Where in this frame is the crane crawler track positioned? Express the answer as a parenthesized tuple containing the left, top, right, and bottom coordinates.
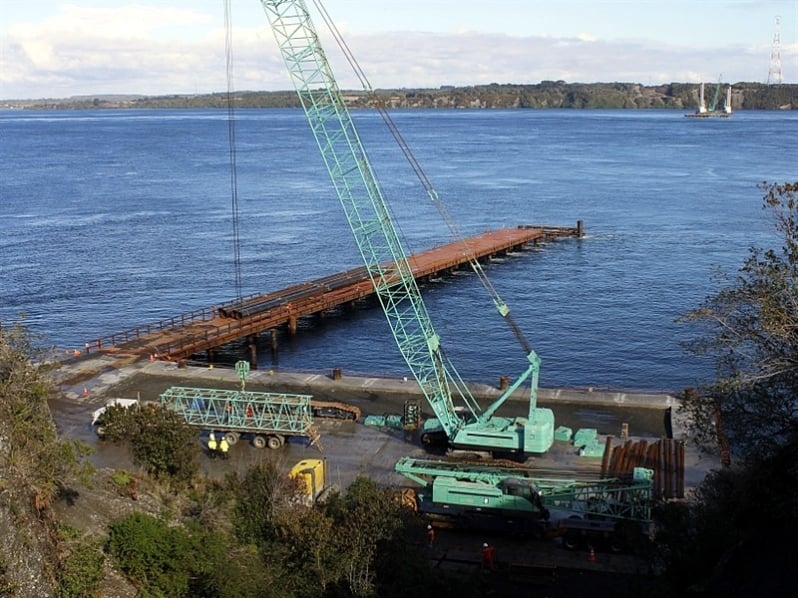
(310, 400, 361, 421)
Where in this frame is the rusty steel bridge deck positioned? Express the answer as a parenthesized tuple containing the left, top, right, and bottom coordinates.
(92, 224, 581, 362)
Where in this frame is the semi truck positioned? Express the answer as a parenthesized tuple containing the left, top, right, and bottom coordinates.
(159, 386, 319, 448)
(92, 386, 360, 449)
(160, 386, 361, 449)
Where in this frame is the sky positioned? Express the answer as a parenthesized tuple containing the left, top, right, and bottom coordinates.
(1, 0, 796, 99)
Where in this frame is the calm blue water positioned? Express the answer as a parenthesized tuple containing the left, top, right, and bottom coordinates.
(1, 108, 796, 392)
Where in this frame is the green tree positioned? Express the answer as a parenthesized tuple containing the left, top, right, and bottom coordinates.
(225, 462, 475, 598)
(230, 462, 343, 597)
(272, 507, 343, 597)
(680, 182, 798, 460)
(654, 431, 798, 595)
(658, 183, 798, 595)
(95, 402, 138, 442)
(0, 320, 94, 508)
(320, 477, 404, 597)
(230, 461, 303, 545)
(130, 404, 198, 486)
(101, 402, 198, 486)
(189, 543, 279, 598)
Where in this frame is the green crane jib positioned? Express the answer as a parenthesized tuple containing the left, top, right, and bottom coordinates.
(395, 456, 653, 526)
(260, 0, 554, 454)
(160, 386, 318, 448)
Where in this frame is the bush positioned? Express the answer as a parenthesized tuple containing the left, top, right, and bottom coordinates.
(107, 511, 273, 597)
(107, 512, 202, 596)
(57, 541, 104, 598)
(102, 404, 198, 487)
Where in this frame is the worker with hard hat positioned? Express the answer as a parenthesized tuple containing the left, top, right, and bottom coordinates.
(207, 432, 218, 458)
(426, 524, 435, 548)
(481, 542, 495, 571)
(219, 435, 230, 459)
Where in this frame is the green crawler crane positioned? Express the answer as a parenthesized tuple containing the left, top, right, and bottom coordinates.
(260, 0, 554, 455)
(395, 456, 654, 547)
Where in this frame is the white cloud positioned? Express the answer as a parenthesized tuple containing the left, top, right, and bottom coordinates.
(13, 4, 214, 41)
(1, 4, 247, 97)
(333, 32, 768, 88)
(0, 4, 783, 99)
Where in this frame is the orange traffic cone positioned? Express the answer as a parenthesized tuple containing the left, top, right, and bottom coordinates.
(587, 546, 597, 562)
(82, 387, 89, 398)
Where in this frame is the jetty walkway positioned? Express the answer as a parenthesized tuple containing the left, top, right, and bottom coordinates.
(89, 224, 582, 364)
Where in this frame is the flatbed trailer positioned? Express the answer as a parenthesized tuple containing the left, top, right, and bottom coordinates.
(94, 386, 360, 449)
(160, 386, 326, 449)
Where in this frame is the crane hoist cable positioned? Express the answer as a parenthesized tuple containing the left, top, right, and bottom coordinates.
(225, 0, 243, 301)
(310, 0, 533, 357)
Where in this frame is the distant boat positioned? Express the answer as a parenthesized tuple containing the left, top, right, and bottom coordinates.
(685, 82, 732, 118)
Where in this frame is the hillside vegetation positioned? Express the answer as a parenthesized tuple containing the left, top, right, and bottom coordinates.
(5, 81, 796, 111)
(0, 322, 93, 597)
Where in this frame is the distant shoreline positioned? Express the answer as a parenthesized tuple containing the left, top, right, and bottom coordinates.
(3, 81, 796, 111)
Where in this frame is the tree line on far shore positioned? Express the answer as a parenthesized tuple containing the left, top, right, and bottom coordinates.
(6, 81, 797, 111)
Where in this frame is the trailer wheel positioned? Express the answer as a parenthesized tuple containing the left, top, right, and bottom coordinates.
(610, 520, 640, 553)
(562, 515, 583, 551)
(267, 435, 283, 450)
(224, 432, 240, 446)
(609, 534, 626, 553)
(252, 435, 267, 449)
(562, 530, 581, 551)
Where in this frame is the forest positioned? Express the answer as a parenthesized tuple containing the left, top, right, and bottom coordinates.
(5, 81, 796, 111)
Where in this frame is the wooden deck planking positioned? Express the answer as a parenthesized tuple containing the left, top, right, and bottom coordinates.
(95, 225, 580, 361)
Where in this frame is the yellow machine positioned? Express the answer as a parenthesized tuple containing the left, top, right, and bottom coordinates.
(289, 459, 325, 506)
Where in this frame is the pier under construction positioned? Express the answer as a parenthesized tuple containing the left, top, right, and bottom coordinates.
(90, 223, 582, 365)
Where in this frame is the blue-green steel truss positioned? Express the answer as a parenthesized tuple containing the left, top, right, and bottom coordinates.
(261, 0, 462, 438)
(160, 386, 314, 436)
(395, 456, 652, 523)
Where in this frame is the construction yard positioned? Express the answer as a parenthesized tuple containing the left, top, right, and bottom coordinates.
(46, 353, 717, 597)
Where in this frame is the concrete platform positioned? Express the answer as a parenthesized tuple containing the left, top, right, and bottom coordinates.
(51, 356, 717, 495)
(46, 354, 720, 582)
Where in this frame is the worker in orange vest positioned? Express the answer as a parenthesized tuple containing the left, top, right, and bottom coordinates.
(481, 542, 495, 571)
(426, 524, 435, 548)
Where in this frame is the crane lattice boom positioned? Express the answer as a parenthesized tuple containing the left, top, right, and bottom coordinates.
(260, 0, 554, 453)
(261, 0, 462, 437)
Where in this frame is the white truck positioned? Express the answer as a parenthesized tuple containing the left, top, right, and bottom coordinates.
(90, 398, 141, 437)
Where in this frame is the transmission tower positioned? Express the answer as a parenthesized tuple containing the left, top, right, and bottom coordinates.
(767, 16, 782, 85)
